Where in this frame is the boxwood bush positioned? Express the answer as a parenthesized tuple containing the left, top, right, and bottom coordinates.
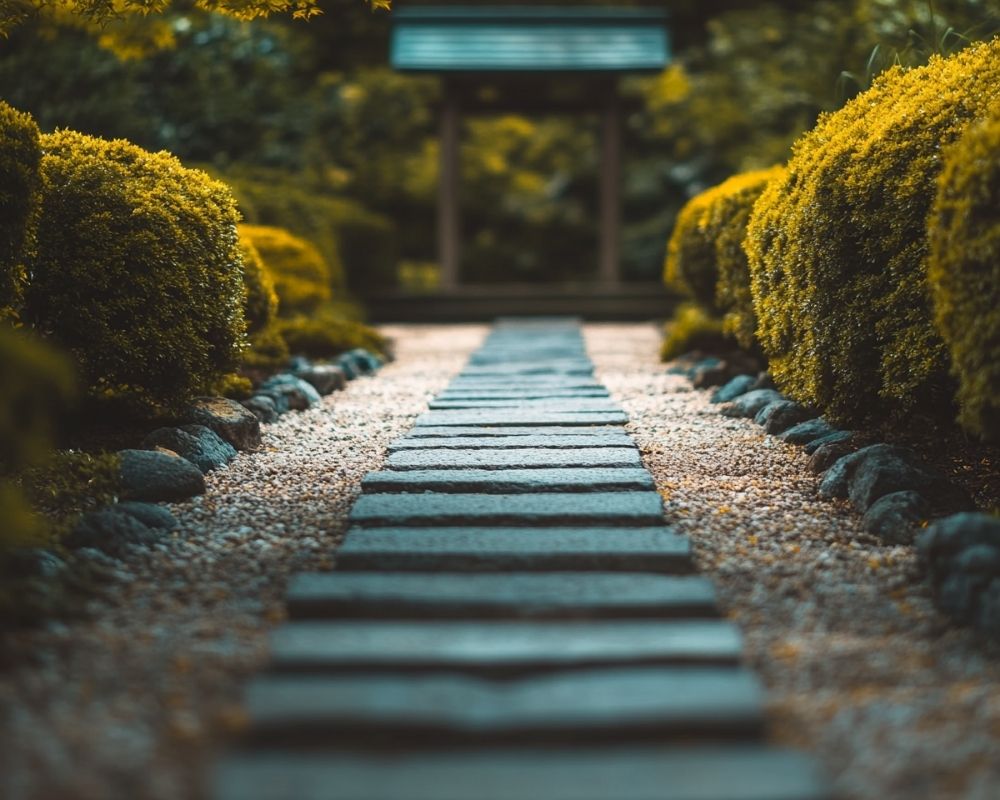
(928, 107, 1000, 440)
(663, 190, 718, 310)
(745, 39, 1000, 425)
(0, 101, 41, 321)
(25, 131, 246, 412)
(239, 224, 332, 317)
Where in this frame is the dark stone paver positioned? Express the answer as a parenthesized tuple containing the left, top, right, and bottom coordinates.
(429, 398, 621, 410)
(385, 447, 640, 470)
(362, 467, 653, 493)
(286, 571, 716, 619)
(241, 666, 764, 745)
(215, 747, 831, 800)
(437, 389, 609, 399)
(402, 425, 624, 437)
(336, 525, 690, 571)
(349, 491, 662, 526)
(388, 433, 633, 450)
(268, 619, 739, 673)
(415, 410, 627, 426)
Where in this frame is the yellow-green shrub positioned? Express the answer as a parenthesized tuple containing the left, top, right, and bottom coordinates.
(0, 101, 41, 321)
(237, 234, 289, 370)
(711, 166, 786, 347)
(745, 39, 1000, 425)
(0, 326, 75, 549)
(239, 224, 332, 316)
(277, 313, 389, 360)
(660, 303, 735, 361)
(928, 107, 1000, 440)
(24, 131, 246, 412)
(663, 191, 718, 309)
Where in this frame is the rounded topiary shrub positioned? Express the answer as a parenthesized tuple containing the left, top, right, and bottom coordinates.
(277, 313, 389, 360)
(660, 303, 734, 361)
(928, 107, 1000, 440)
(745, 39, 1000, 425)
(25, 131, 245, 411)
(0, 102, 41, 321)
(663, 190, 718, 309)
(710, 166, 785, 348)
(239, 224, 332, 316)
(237, 233, 288, 370)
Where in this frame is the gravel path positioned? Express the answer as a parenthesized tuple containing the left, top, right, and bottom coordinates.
(0, 324, 488, 800)
(3, 321, 999, 800)
(585, 322, 1000, 800)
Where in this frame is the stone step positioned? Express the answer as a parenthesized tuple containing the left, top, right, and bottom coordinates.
(286, 571, 716, 620)
(388, 434, 632, 450)
(384, 447, 640, 471)
(336, 526, 690, 571)
(459, 362, 594, 376)
(215, 746, 831, 800)
(239, 666, 764, 746)
(349, 492, 663, 527)
(415, 410, 627, 427)
(361, 468, 653, 494)
(446, 379, 604, 390)
(402, 425, 625, 438)
(268, 619, 737, 674)
(428, 399, 621, 410)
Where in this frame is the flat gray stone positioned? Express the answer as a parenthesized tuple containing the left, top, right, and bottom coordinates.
(286, 571, 715, 620)
(269, 619, 741, 673)
(460, 364, 594, 377)
(389, 434, 633, 450)
(362, 468, 653, 493)
(385, 447, 641, 470)
(415, 410, 628, 427)
(447, 379, 603, 390)
(349, 492, 663, 526)
(215, 746, 831, 800)
(429, 399, 620, 411)
(403, 426, 624, 437)
(336, 526, 690, 571)
(241, 666, 763, 745)
(437, 389, 609, 399)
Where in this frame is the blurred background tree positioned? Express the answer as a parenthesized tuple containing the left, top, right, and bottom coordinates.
(1, 0, 996, 288)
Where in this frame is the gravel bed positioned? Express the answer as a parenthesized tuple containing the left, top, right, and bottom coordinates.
(585, 322, 1000, 800)
(0, 324, 488, 800)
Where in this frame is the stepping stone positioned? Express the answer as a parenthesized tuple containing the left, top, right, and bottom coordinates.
(349, 492, 663, 526)
(389, 434, 632, 450)
(215, 746, 831, 800)
(403, 425, 625, 438)
(268, 619, 739, 673)
(429, 399, 621, 410)
(437, 389, 610, 400)
(240, 666, 764, 746)
(414, 410, 628, 427)
(385, 447, 640, 470)
(336, 526, 690, 571)
(362, 468, 653, 494)
(459, 366, 594, 377)
(285, 571, 716, 620)
(446, 379, 604, 389)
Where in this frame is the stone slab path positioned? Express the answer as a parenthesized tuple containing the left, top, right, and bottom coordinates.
(214, 318, 830, 800)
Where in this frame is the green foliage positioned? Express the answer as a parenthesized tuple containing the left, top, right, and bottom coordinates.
(239, 235, 278, 335)
(0, 101, 41, 321)
(277, 313, 388, 360)
(21, 451, 122, 525)
(663, 189, 718, 309)
(660, 303, 734, 362)
(745, 39, 1000, 425)
(0, 326, 76, 549)
(711, 167, 786, 348)
(25, 130, 246, 412)
(928, 107, 1000, 440)
(239, 223, 332, 316)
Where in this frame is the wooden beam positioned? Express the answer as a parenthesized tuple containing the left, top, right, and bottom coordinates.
(438, 89, 461, 290)
(599, 89, 622, 287)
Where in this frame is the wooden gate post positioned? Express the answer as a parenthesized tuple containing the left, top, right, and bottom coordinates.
(438, 87, 461, 290)
(599, 87, 622, 287)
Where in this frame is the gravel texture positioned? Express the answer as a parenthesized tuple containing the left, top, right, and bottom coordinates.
(585, 322, 1000, 800)
(0, 324, 488, 800)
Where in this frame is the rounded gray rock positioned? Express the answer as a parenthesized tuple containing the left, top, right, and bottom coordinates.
(242, 395, 280, 423)
(260, 374, 322, 410)
(142, 425, 237, 474)
(720, 389, 784, 419)
(186, 396, 262, 451)
(114, 501, 178, 531)
(710, 375, 756, 404)
(861, 490, 928, 544)
(65, 508, 161, 556)
(118, 449, 206, 502)
(296, 364, 347, 395)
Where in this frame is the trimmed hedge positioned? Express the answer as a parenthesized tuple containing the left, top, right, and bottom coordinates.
(25, 131, 246, 411)
(660, 303, 734, 361)
(239, 224, 332, 317)
(745, 39, 1000, 425)
(663, 190, 718, 309)
(277, 313, 389, 360)
(710, 166, 785, 348)
(928, 107, 1000, 440)
(0, 101, 41, 321)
